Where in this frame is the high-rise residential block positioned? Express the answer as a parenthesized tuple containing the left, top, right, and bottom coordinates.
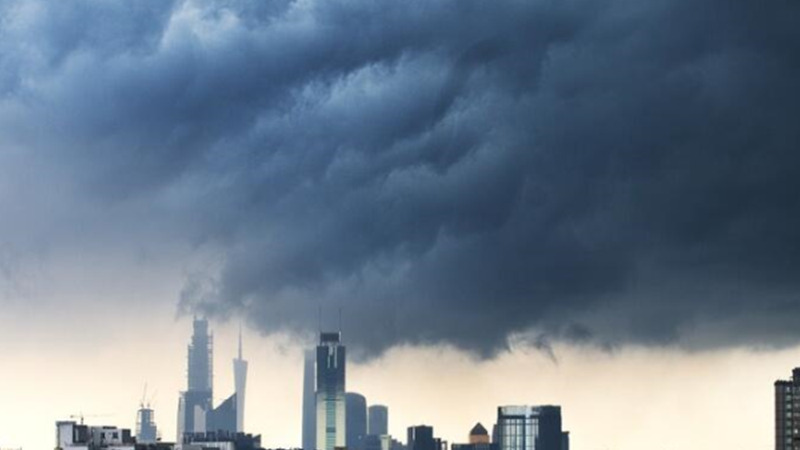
(775, 368, 800, 450)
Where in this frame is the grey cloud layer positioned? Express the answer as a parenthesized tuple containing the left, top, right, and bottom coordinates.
(2, 0, 799, 357)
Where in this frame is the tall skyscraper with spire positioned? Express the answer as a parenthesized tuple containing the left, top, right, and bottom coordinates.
(233, 325, 248, 432)
(177, 318, 214, 440)
(316, 331, 346, 450)
(302, 349, 317, 450)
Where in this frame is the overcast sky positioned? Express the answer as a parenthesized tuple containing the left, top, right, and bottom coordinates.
(1, 0, 799, 448)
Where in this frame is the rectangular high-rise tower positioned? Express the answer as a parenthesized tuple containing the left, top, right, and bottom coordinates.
(368, 405, 388, 436)
(496, 406, 563, 450)
(346, 392, 367, 450)
(408, 426, 436, 450)
(775, 368, 800, 450)
(316, 331, 346, 450)
(303, 349, 317, 450)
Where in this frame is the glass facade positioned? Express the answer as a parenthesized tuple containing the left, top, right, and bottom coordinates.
(316, 332, 346, 450)
(303, 349, 318, 450)
(347, 393, 368, 450)
(497, 406, 562, 450)
(408, 425, 436, 450)
(369, 405, 389, 436)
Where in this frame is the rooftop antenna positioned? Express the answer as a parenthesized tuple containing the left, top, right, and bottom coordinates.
(318, 304, 322, 335)
(338, 307, 342, 338)
(238, 322, 243, 360)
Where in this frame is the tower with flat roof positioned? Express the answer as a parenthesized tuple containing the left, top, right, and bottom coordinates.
(303, 349, 317, 450)
(347, 392, 367, 450)
(368, 405, 388, 436)
(316, 331, 346, 450)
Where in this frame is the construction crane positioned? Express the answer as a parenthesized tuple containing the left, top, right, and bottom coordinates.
(69, 412, 111, 425)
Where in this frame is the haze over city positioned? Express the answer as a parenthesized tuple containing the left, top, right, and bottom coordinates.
(0, 0, 799, 449)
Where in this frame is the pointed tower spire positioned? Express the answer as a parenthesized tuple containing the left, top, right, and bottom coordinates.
(233, 322, 248, 432)
(238, 322, 243, 360)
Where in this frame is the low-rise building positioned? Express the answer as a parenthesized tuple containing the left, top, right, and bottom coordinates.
(181, 431, 264, 450)
(57, 421, 136, 450)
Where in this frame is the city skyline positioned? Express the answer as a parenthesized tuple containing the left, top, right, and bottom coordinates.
(1, 0, 799, 449)
(0, 311, 796, 449)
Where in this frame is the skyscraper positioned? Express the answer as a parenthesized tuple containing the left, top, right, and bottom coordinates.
(775, 368, 800, 450)
(316, 331, 346, 450)
(178, 318, 214, 439)
(302, 349, 317, 450)
(136, 404, 158, 443)
(234, 326, 248, 432)
(496, 406, 563, 450)
(346, 392, 368, 450)
(408, 426, 436, 450)
(368, 405, 388, 436)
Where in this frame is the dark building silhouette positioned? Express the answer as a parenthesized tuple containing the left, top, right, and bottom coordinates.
(391, 438, 407, 450)
(136, 444, 174, 450)
(182, 430, 264, 450)
(453, 442, 497, 450)
(408, 426, 436, 450)
(560, 432, 569, 450)
(775, 368, 800, 450)
(316, 332, 346, 450)
(496, 406, 564, 450)
(346, 393, 368, 450)
(302, 349, 317, 450)
(368, 405, 388, 436)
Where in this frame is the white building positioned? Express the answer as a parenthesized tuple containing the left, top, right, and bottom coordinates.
(56, 420, 136, 450)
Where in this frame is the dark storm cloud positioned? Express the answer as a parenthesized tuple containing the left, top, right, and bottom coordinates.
(2, 0, 800, 358)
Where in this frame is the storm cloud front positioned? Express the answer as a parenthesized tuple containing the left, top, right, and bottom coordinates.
(1, 0, 799, 358)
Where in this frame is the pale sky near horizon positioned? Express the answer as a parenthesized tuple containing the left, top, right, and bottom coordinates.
(1, 1, 800, 449)
(0, 297, 795, 450)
